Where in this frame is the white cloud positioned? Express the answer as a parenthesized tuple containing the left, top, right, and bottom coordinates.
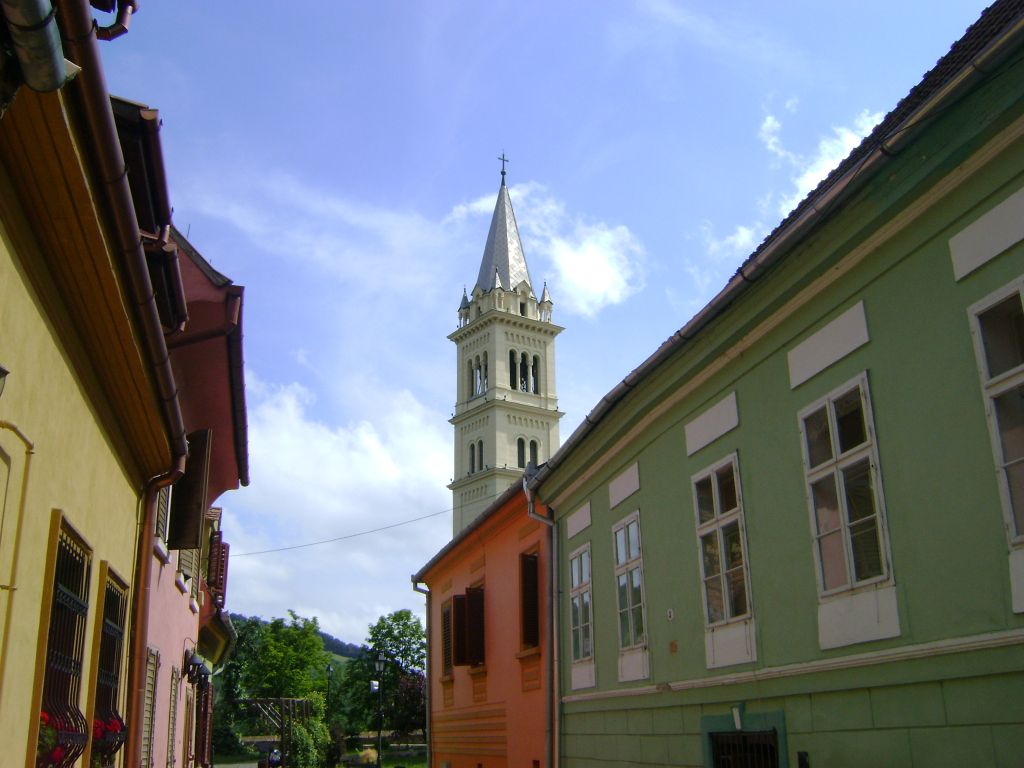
(223, 370, 452, 641)
(758, 114, 797, 165)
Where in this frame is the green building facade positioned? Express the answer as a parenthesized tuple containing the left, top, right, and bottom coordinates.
(532, 4, 1024, 766)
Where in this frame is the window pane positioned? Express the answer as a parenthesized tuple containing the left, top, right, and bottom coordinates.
(726, 568, 747, 617)
(571, 595, 580, 629)
(1006, 460, 1024, 536)
(701, 533, 721, 576)
(834, 388, 867, 453)
(804, 407, 833, 467)
(979, 294, 1024, 378)
(572, 627, 581, 660)
(843, 459, 876, 522)
(582, 623, 592, 657)
(811, 476, 841, 534)
(695, 476, 715, 523)
(581, 590, 591, 625)
(995, 385, 1024, 465)
(717, 464, 738, 513)
(632, 605, 645, 644)
(849, 519, 883, 581)
(629, 567, 643, 609)
(819, 530, 849, 591)
(581, 550, 591, 583)
(619, 609, 631, 647)
(705, 576, 725, 623)
(617, 572, 628, 609)
(571, 557, 580, 589)
(615, 528, 627, 565)
(722, 522, 743, 569)
(627, 521, 640, 560)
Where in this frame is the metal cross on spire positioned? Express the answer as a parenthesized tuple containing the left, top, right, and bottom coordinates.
(498, 152, 509, 184)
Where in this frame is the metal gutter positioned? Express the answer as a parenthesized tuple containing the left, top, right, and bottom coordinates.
(529, 2, 1024, 501)
(0, 0, 77, 92)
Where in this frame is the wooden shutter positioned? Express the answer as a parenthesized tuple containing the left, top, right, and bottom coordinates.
(452, 594, 468, 666)
(167, 430, 211, 550)
(441, 601, 453, 675)
(467, 586, 485, 666)
(141, 649, 160, 768)
(520, 553, 539, 648)
(207, 530, 229, 608)
(155, 485, 170, 541)
(195, 677, 213, 766)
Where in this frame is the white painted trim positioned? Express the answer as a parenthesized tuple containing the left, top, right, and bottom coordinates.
(705, 619, 757, 668)
(950, 184, 1024, 281)
(818, 583, 901, 649)
(562, 626, 1024, 703)
(1009, 548, 1024, 614)
(685, 392, 739, 456)
(608, 463, 640, 509)
(566, 502, 591, 539)
(617, 646, 649, 682)
(571, 659, 596, 690)
(788, 302, 869, 388)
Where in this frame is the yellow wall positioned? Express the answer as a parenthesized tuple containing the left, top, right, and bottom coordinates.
(0, 160, 141, 768)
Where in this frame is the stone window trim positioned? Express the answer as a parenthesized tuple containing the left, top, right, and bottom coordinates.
(798, 371, 894, 598)
(691, 452, 754, 627)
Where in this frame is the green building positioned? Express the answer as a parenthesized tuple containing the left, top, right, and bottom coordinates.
(530, 3, 1024, 766)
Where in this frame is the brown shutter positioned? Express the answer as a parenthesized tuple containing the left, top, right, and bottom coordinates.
(195, 677, 213, 766)
(467, 586, 485, 666)
(207, 531, 230, 608)
(441, 602, 453, 675)
(520, 553, 539, 648)
(168, 430, 212, 550)
(452, 594, 468, 666)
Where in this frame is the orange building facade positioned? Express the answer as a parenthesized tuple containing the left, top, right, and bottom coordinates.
(414, 484, 554, 768)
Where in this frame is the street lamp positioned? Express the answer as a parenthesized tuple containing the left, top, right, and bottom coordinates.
(374, 654, 385, 768)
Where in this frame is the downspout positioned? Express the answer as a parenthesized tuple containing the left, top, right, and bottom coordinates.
(411, 581, 431, 767)
(524, 473, 557, 768)
(54, 3, 188, 766)
(0, 421, 33, 703)
(0, 0, 78, 92)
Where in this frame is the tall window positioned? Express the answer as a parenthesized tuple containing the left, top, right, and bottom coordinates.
(509, 350, 518, 389)
(477, 440, 484, 470)
(140, 648, 160, 768)
(440, 600, 453, 677)
(469, 443, 476, 474)
(38, 525, 91, 768)
(612, 514, 646, 648)
(517, 438, 526, 469)
(92, 577, 128, 767)
(569, 545, 592, 661)
(452, 586, 485, 667)
(520, 352, 530, 391)
(520, 552, 540, 649)
(799, 375, 888, 593)
(693, 456, 751, 624)
(972, 283, 1024, 538)
(532, 355, 541, 394)
(529, 440, 539, 467)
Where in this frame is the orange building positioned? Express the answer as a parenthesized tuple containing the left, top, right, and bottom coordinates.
(414, 483, 554, 768)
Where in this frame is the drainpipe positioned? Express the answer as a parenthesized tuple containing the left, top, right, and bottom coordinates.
(94, 0, 135, 41)
(54, 2, 188, 765)
(524, 472, 557, 768)
(0, 421, 34, 703)
(0, 0, 78, 92)
(411, 581, 431, 767)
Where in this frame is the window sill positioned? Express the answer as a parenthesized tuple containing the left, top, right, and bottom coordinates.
(174, 571, 188, 594)
(516, 646, 541, 661)
(189, 597, 199, 615)
(439, 673, 453, 683)
(467, 664, 487, 677)
(817, 575, 892, 603)
(153, 538, 170, 565)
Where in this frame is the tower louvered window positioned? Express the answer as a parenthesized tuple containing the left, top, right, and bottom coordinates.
(38, 526, 91, 768)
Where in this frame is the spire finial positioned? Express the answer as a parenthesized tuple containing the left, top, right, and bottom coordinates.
(498, 152, 509, 185)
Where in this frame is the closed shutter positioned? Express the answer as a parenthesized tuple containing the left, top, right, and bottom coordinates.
(451, 595, 467, 666)
(441, 601, 453, 675)
(467, 586, 485, 666)
(141, 649, 160, 768)
(206, 531, 229, 608)
(168, 430, 211, 550)
(195, 677, 213, 766)
(155, 486, 170, 541)
(520, 553, 539, 648)
(167, 667, 179, 768)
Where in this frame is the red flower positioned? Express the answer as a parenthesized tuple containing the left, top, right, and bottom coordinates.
(50, 745, 64, 763)
(106, 717, 123, 734)
(93, 719, 105, 740)
(39, 711, 51, 727)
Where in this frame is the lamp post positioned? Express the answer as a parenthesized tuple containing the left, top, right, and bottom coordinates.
(374, 654, 385, 768)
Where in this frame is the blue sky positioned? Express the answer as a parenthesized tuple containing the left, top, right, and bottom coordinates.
(100, 1, 990, 643)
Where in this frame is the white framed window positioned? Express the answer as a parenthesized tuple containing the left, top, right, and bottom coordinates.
(611, 512, 646, 649)
(799, 373, 890, 595)
(568, 545, 592, 662)
(970, 278, 1024, 542)
(692, 454, 751, 625)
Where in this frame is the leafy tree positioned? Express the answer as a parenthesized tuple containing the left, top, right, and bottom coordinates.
(242, 611, 331, 699)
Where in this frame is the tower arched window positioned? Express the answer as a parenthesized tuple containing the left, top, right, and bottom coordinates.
(520, 352, 530, 392)
(473, 356, 482, 396)
(478, 440, 484, 470)
(530, 440, 539, 467)
(517, 438, 526, 469)
(467, 360, 474, 399)
(469, 442, 476, 474)
(482, 352, 489, 392)
(509, 350, 518, 389)
(532, 355, 541, 394)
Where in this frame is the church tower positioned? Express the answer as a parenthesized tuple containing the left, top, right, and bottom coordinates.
(448, 166, 563, 534)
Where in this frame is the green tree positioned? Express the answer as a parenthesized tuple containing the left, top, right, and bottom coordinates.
(242, 611, 331, 699)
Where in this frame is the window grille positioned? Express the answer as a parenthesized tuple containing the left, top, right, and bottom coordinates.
(38, 526, 91, 768)
(92, 579, 128, 767)
(710, 730, 779, 768)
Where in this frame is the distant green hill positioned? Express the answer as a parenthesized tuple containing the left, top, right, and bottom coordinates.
(229, 612, 363, 659)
